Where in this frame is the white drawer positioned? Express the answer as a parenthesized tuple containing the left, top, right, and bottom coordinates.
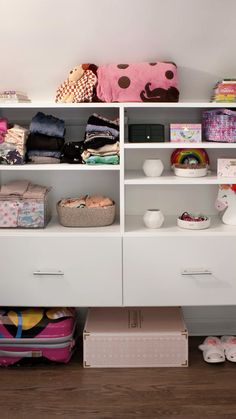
(0, 237, 122, 306)
(124, 237, 236, 306)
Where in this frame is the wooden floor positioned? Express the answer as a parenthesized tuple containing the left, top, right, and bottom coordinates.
(0, 337, 236, 419)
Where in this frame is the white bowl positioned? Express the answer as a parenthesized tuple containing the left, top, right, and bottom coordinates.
(177, 217, 211, 230)
(174, 166, 208, 177)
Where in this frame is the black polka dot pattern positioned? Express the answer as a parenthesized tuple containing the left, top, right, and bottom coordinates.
(117, 64, 129, 69)
(165, 70, 174, 79)
(118, 76, 131, 89)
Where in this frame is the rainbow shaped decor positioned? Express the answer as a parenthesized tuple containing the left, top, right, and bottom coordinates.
(171, 148, 210, 167)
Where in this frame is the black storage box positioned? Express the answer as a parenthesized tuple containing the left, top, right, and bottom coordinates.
(128, 124, 165, 143)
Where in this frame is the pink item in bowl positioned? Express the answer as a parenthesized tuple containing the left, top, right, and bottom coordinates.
(177, 212, 210, 230)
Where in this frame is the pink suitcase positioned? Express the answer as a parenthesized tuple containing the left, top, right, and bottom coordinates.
(0, 307, 77, 366)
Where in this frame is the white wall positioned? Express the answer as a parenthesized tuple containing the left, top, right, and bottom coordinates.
(1, 0, 236, 334)
(1, 0, 235, 101)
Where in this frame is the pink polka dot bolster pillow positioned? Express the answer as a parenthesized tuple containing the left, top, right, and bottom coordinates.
(96, 61, 179, 103)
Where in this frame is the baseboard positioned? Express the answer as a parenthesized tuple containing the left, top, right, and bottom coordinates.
(183, 306, 236, 336)
(185, 318, 236, 336)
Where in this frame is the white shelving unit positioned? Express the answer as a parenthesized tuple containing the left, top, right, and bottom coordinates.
(122, 102, 236, 308)
(0, 104, 123, 307)
(0, 101, 236, 308)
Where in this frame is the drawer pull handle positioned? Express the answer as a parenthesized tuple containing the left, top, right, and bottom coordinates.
(33, 271, 64, 276)
(181, 269, 212, 276)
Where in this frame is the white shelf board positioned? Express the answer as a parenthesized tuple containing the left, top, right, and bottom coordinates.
(124, 142, 236, 149)
(125, 215, 236, 236)
(121, 102, 236, 108)
(125, 170, 236, 185)
(0, 102, 121, 109)
(0, 164, 120, 171)
(0, 216, 121, 237)
(0, 101, 235, 109)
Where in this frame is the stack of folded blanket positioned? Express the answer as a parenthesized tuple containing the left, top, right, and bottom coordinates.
(26, 112, 65, 164)
(81, 113, 119, 165)
(0, 119, 28, 165)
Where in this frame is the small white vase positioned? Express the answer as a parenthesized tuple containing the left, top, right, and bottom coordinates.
(143, 209, 164, 229)
(142, 159, 164, 177)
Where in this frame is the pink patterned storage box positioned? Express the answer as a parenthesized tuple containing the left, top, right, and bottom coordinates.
(217, 159, 236, 177)
(170, 124, 202, 143)
(202, 109, 236, 142)
(0, 195, 50, 228)
(83, 307, 188, 368)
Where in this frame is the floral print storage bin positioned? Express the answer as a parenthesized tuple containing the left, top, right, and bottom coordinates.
(0, 180, 51, 228)
(0, 196, 50, 228)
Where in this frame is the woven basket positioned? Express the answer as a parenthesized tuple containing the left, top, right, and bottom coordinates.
(202, 109, 236, 142)
(57, 202, 116, 227)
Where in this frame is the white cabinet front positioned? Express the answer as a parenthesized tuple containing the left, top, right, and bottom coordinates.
(0, 237, 122, 306)
(124, 237, 236, 306)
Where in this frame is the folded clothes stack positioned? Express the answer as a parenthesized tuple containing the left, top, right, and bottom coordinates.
(60, 141, 83, 164)
(59, 195, 114, 208)
(0, 119, 29, 165)
(0, 180, 49, 199)
(0, 90, 31, 103)
(26, 112, 65, 164)
(211, 79, 236, 102)
(82, 113, 119, 165)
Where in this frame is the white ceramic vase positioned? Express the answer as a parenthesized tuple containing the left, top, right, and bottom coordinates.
(143, 209, 164, 229)
(142, 159, 164, 177)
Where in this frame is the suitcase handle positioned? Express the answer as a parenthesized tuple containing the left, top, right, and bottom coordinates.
(0, 350, 42, 358)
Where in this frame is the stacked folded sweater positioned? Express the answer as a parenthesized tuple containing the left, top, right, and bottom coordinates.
(82, 113, 119, 165)
(0, 120, 28, 165)
(26, 112, 65, 164)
